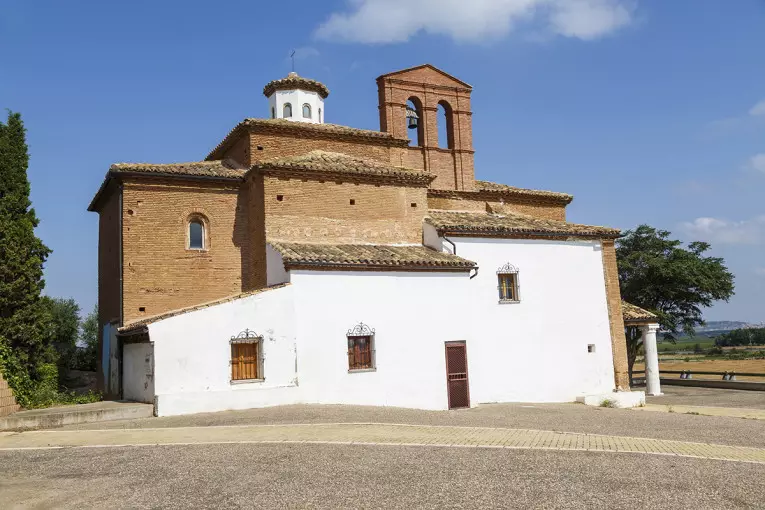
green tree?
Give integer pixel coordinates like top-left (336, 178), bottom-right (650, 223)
top-left (78, 305), bottom-right (98, 372)
top-left (616, 225), bottom-right (735, 380)
top-left (0, 111), bottom-right (53, 395)
top-left (42, 297), bottom-right (81, 373)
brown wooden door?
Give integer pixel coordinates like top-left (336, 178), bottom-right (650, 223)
top-left (445, 342), bottom-right (470, 409)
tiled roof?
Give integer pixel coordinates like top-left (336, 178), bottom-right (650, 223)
top-left (119, 284), bottom-right (290, 334)
top-left (425, 210), bottom-right (621, 239)
top-left (110, 160), bottom-right (246, 179)
top-left (263, 72), bottom-right (330, 98)
top-left (88, 160), bottom-right (245, 211)
top-left (254, 151), bottom-right (435, 185)
top-left (622, 301), bottom-right (659, 324)
top-left (206, 118), bottom-right (406, 160)
top-left (270, 242), bottom-right (476, 271)
top-left (474, 180), bottom-right (574, 203)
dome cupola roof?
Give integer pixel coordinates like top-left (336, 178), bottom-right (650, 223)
top-left (263, 72), bottom-right (330, 99)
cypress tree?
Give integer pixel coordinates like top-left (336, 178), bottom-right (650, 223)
top-left (0, 111), bottom-right (53, 384)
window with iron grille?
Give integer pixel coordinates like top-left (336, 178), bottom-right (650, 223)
top-left (347, 323), bottom-right (375, 371)
top-left (497, 263), bottom-right (520, 303)
top-left (230, 330), bottom-right (264, 382)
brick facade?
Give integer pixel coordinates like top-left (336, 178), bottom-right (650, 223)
top-left (427, 193), bottom-right (567, 221)
top-left (601, 239), bottom-right (630, 390)
top-left (120, 178), bottom-right (246, 324)
top-left (0, 370), bottom-right (20, 416)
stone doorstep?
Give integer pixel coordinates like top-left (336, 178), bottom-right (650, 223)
top-left (0, 401), bottom-right (154, 431)
top-left (576, 391), bottom-right (646, 409)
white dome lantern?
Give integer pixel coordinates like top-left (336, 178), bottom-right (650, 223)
top-left (263, 72), bottom-right (329, 124)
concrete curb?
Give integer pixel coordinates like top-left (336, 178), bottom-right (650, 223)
top-left (0, 401), bottom-right (154, 431)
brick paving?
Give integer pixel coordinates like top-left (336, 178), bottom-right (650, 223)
top-left (3, 422), bottom-right (764, 464)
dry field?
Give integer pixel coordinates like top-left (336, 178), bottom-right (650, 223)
top-left (634, 358), bottom-right (765, 381)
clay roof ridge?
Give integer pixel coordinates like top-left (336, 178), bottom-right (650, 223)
top-left (263, 73), bottom-right (330, 98)
top-left (473, 179), bottom-right (574, 202)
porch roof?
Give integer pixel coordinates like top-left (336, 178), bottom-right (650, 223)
top-left (622, 301), bottom-right (659, 326)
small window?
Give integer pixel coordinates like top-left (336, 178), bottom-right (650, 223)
top-left (347, 323), bottom-right (375, 371)
top-left (318, 108), bottom-right (322, 123)
top-left (283, 103), bottom-right (292, 118)
top-left (271, 106), bottom-right (275, 119)
top-left (276, 194), bottom-right (284, 202)
top-left (230, 330), bottom-right (263, 382)
top-left (497, 263), bottom-right (520, 303)
top-left (349, 199), bottom-right (355, 205)
top-left (302, 103), bottom-right (312, 119)
top-left (588, 344), bottom-right (596, 354)
top-left (189, 220), bottom-right (205, 250)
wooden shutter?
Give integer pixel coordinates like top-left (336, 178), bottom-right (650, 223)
top-left (231, 341), bottom-right (259, 380)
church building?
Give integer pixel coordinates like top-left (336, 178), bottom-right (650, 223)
top-left (89, 65), bottom-right (637, 416)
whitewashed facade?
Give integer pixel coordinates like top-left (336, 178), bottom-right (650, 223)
top-left (126, 237), bottom-right (619, 417)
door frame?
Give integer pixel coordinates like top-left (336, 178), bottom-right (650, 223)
top-left (444, 340), bottom-right (470, 409)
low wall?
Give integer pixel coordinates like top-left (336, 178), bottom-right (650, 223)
top-left (0, 371), bottom-right (21, 417)
top-left (660, 378), bottom-right (765, 392)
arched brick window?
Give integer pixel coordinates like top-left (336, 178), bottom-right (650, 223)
top-left (437, 100), bottom-right (455, 149)
top-left (406, 96), bottom-right (424, 147)
top-left (187, 214), bottom-right (209, 250)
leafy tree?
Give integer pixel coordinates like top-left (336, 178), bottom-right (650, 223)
top-left (616, 225), bottom-right (735, 380)
top-left (42, 297), bottom-right (81, 373)
top-left (78, 305), bottom-right (98, 372)
top-left (0, 111), bottom-right (53, 396)
top-left (716, 327), bottom-right (765, 347)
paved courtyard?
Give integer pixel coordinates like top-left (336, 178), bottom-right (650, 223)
top-left (2, 392), bottom-right (765, 508)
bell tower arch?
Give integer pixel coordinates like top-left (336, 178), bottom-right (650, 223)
top-left (377, 64), bottom-right (474, 190)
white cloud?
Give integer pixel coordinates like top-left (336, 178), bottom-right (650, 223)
top-left (750, 100), bottom-right (765, 117)
top-left (315, 0), bottom-right (636, 44)
top-left (680, 216), bottom-right (765, 245)
top-left (748, 153), bottom-right (765, 174)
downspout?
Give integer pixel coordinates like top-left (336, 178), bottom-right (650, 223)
top-left (469, 267), bottom-right (479, 279)
top-left (443, 235), bottom-right (457, 255)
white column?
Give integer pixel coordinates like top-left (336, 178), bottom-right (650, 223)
top-left (642, 323), bottom-right (662, 396)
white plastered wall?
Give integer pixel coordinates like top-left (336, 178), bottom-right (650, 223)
top-left (139, 236), bottom-right (616, 415)
top-left (148, 285), bottom-right (298, 416)
top-left (444, 236), bottom-right (616, 402)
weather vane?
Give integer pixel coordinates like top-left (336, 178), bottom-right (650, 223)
top-left (290, 49), bottom-right (296, 73)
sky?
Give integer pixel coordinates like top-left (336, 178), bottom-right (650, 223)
top-left (1, 0), bottom-right (764, 323)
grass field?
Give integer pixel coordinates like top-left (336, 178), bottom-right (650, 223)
top-left (634, 358), bottom-right (765, 382)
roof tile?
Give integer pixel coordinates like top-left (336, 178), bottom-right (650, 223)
top-left (270, 242), bottom-right (476, 270)
top-left (254, 150), bottom-right (434, 185)
top-left (426, 210), bottom-right (621, 238)
top-left (263, 72), bottom-right (330, 98)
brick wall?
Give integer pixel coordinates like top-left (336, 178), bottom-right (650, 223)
top-left (601, 240), bottom-right (630, 390)
top-left (427, 194), bottom-right (567, 221)
top-left (121, 178), bottom-right (247, 323)
top-left (249, 131), bottom-right (392, 166)
top-left (0, 370), bottom-right (20, 416)
top-left (97, 181), bottom-right (122, 382)
top-left (264, 176), bottom-right (427, 244)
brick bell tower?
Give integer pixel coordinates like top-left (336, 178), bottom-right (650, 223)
top-left (377, 64), bottom-right (475, 191)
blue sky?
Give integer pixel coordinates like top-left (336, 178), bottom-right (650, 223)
top-left (1, 0), bottom-right (764, 322)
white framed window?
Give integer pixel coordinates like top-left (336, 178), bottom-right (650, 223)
top-left (230, 329), bottom-right (264, 382)
top-left (302, 103), bottom-right (312, 119)
top-left (497, 263), bottom-right (520, 303)
top-left (283, 103), bottom-right (292, 118)
top-left (347, 322), bottom-right (375, 371)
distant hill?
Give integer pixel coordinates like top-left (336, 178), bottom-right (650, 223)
top-left (695, 321), bottom-right (751, 333)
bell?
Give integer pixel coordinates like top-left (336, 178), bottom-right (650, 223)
top-left (406, 105), bottom-right (419, 130)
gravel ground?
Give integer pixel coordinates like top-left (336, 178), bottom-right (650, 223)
top-left (61, 401), bottom-right (765, 448)
top-left (1, 443), bottom-right (763, 509)
top-left (646, 386), bottom-right (765, 409)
